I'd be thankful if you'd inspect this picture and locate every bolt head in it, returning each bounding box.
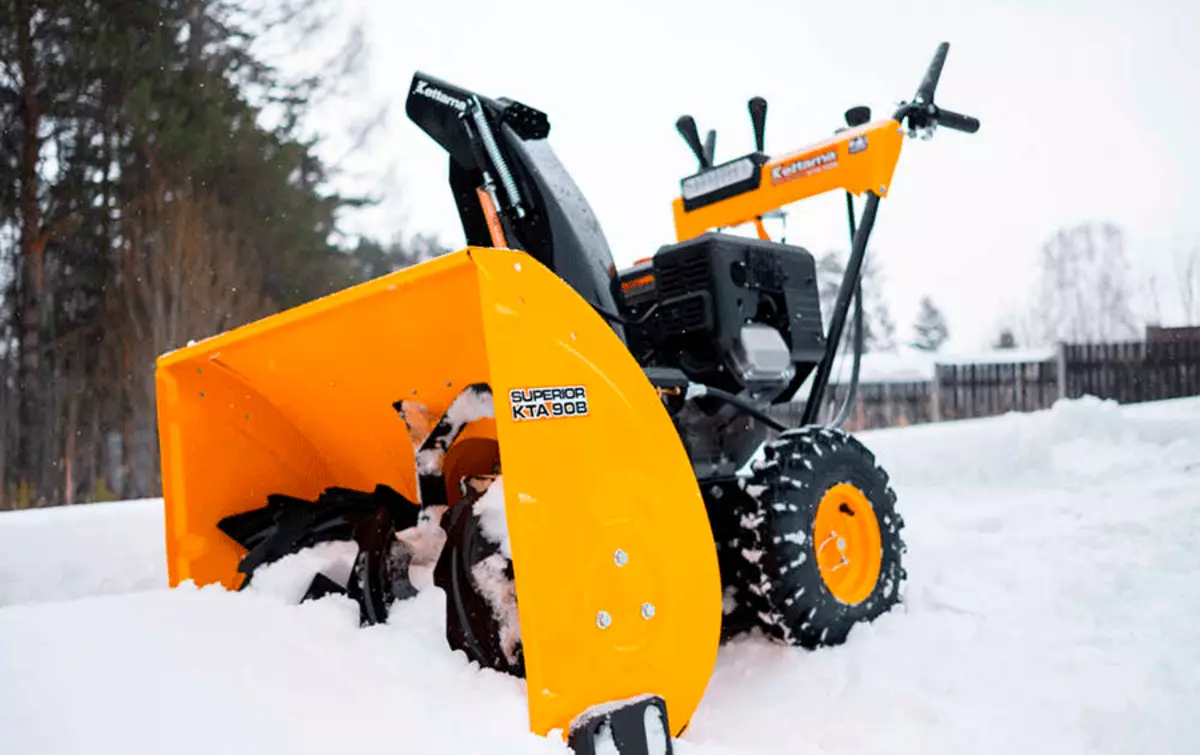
[596,610,612,629]
[641,602,656,620]
[613,549,628,567]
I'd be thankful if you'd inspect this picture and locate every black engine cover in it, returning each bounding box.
[624,232,825,403]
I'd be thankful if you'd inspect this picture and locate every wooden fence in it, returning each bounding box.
[769,381,932,432]
[769,327,1200,431]
[934,358,1059,421]
[1062,338,1200,404]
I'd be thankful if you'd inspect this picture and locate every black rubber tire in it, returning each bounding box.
[736,426,906,648]
[433,485,525,677]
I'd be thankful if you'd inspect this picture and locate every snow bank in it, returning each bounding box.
[862,394,1200,490]
[0,585,565,755]
[823,345,1056,386]
[2,396,1199,754]
[0,498,166,608]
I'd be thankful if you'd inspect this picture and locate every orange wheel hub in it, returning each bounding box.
[813,482,883,605]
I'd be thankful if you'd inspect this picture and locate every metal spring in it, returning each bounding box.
[469,97,524,218]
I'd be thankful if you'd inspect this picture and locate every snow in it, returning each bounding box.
[935,346,1057,365]
[475,475,512,559]
[2,396,1200,754]
[413,385,495,476]
[445,384,496,426]
[822,345,1056,386]
[396,503,449,574]
[827,346,937,384]
[244,541,360,603]
[0,498,165,607]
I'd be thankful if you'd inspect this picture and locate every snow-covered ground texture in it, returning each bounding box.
[2,395,1199,755]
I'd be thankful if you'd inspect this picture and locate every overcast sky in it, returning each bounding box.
[293,0,1200,351]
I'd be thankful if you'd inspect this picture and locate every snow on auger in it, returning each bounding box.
[154,42,978,753]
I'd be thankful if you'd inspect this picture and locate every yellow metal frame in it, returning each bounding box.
[672,118,905,241]
[155,247,723,739]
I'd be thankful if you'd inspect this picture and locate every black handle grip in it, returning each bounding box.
[676,115,709,167]
[935,107,980,133]
[748,96,767,151]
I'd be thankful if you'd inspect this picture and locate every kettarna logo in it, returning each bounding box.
[413,80,467,112]
[771,149,838,184]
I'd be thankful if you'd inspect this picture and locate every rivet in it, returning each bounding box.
[613,549,628,567]
[596,610,612,629]
[514,262,522,271]
[641,603,656,620]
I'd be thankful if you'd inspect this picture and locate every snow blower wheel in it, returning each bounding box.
[735,426,905,647]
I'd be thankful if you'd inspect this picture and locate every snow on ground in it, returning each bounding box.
[2,396,1199,754]
[0,498,165,607]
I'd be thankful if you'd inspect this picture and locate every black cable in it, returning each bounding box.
[590,301,659,329]
[828,190,866,429]
[829,284,863,429]
[686,382,789,433]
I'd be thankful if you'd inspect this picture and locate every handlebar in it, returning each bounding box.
[891,101,980,136]
[934,107,980,133]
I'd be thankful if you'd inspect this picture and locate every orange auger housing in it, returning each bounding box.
[154,246,723,739]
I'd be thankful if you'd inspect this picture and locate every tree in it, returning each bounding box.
[1174,244,1200,325]
[869,302,897,352]
[815,249,897,352]
[910,296,950,351]
[1030,221,1140,344]
[342,233,452,284]
[0,0,389,507]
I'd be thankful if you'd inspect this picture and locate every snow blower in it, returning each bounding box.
[154,42,977,753]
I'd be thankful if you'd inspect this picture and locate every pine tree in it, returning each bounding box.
[870,302,897,352]
[910,296,950,351]
[0,0,388,507]
[816,250,899,353]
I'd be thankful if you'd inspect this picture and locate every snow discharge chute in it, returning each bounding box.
[154,246,724,739]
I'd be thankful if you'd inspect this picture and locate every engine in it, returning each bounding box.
[618,232,827,478]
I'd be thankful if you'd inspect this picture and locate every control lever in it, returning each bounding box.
[676,115,710,169]
[748,96,767,152]
[703,129,716,167]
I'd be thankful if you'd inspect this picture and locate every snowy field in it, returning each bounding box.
[2,396,1199,754]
